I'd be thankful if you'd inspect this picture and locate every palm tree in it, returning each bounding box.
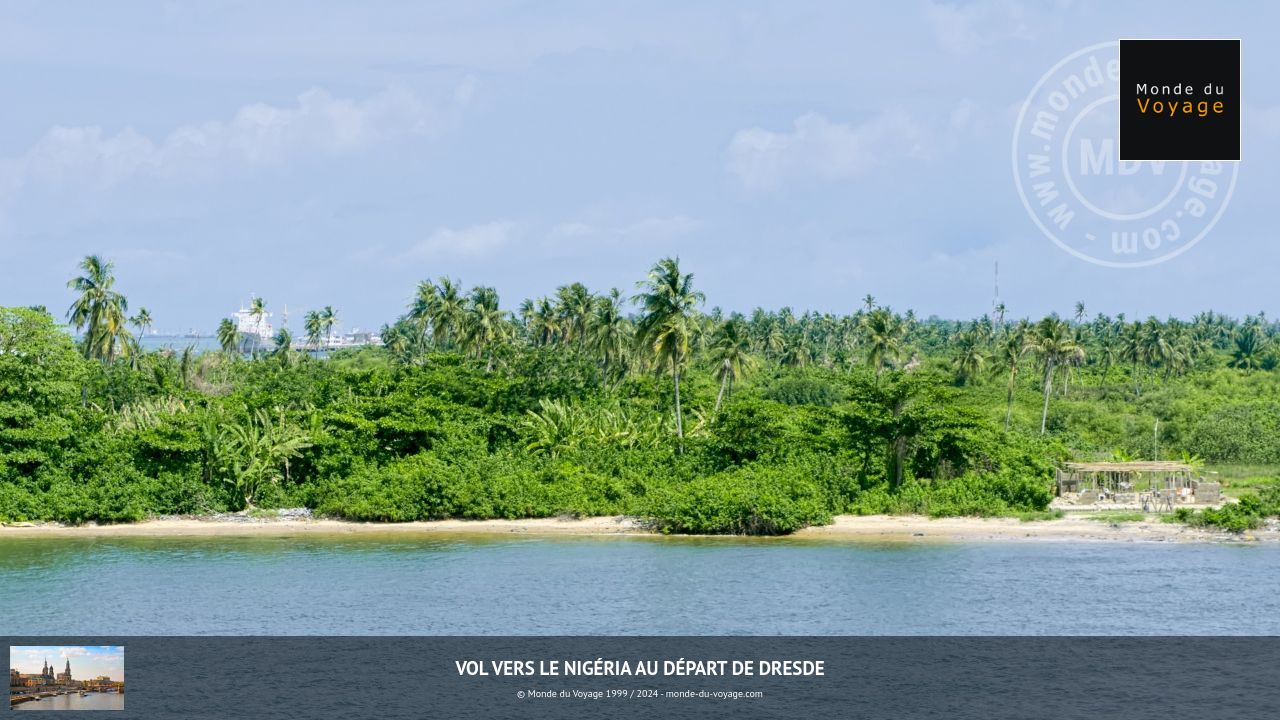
[709,318,756,413]
[526,297,559,346]
[462,286,511,370]
[1228,324,1270,370]
[1094,321,1120,388]
[1073,301,1087,324]
[588,289,629,379]
[779,338,810,368]
[408,279,437,346]
[555,282,595,346]
[431,278,466,348]
[381,323,411,358]
[303,310,324,351]
[130,307,153,337]
[633,257,704,447]
[217,318,240,354]
[1025,316,1084,434]
[179,345,194,389]
[997,322,1029,430]
[67,255,132,362]
[1140,317,1173,380]
[248,297,267,353]
[1119,321,1149,395]
[320,306,338,348]
[952,329,988,385]
[859,307,906,382]
[271,328,296,366]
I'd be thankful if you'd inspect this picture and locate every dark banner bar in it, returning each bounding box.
[6,637,1279,719]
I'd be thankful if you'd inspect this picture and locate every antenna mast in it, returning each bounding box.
[992,261,1000,314]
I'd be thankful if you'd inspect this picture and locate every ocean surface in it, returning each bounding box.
[135,336,222,353]
[1,535,1278,635]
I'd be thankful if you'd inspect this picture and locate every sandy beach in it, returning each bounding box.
[1,513,1275,543]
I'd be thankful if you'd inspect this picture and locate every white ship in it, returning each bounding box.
[227,298,381,351]
[289,328,383,351]
[233,299,274,348]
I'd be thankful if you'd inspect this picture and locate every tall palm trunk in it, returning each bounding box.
[714,360,730,414]
[892,436,907,488]
[1039,359,1055,434]
[672,355,684,451]
[1004,365,1017,431]
[889,398,907,488]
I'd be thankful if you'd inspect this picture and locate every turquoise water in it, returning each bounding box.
[1,535,1277,635]
[136,336,220,353]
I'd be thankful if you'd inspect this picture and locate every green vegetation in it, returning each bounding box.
[1085,511,1149,523]
[1205,466,1280,499]
[1010,510,1064,522]
[1171,488,1280,533]
[3,255,1280,534]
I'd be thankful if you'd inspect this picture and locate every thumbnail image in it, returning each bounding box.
[9,647,123,711]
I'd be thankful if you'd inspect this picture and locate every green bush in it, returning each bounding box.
[762,376,847,407]
[1176,492,1278,533]
[848,471,1053,518]
[644,464,832,535]
[314,454,461,521]
[313,452,631,522]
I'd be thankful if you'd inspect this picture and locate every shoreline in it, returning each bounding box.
[1,513,1275,543]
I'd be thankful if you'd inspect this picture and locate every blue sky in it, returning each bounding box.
[0,1,1276,333]
[10,645,124,681]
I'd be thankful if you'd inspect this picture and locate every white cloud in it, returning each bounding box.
[405,221,516,260]
[727,111,927,191]
[4,86,442,194]
[926,1,1042,55]
[453,75,478,107]
[949,98,979,131]
[927,3,983,55]
[1247,105,1280,140]
[548,214,699,244]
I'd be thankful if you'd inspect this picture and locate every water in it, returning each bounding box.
[13,692,124,711]
[136,336,221,353]
[136,336,339,357]
[1,535,1278,635]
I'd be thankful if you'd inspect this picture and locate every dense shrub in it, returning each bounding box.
[1173,487,1280,532]
[1184,404,1280,464]
[314,454,455,521]
[644,465,832,535]
[314,452,629,522]
[848,471,1053,518]
[763,376,847,407]
[702,398,799,467]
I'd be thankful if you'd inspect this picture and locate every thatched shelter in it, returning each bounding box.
[1055,461,1216,508]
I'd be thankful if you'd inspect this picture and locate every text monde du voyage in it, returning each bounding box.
[1134,82,1228,118]
[455,658,825,677]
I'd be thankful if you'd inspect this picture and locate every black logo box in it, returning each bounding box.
[1119,39,1240,161]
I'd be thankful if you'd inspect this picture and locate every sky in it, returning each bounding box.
[0,1,1277,334]
[9,645,124,681]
